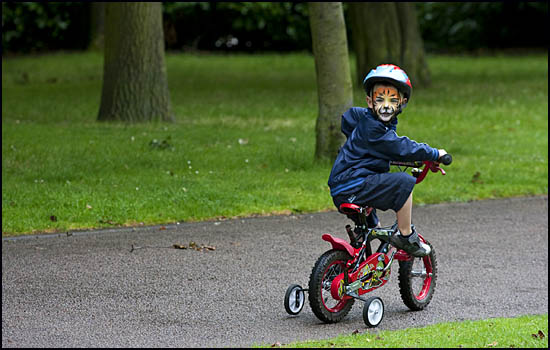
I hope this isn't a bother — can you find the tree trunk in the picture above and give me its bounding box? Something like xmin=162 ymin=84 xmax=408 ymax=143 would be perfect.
xmin=395 ymin=2 xmax=431 ymax=87
xmin=89 ymin=2 xmax=105 ymax=51
xmin=98 ymin=2 xmax=174 ymax=123
xmin=349 ymin=2 xmax=430 ymax=89
xmin=349 ymin=2 xmax=401 ymax=87
xmin=308 ymin=2 xmax=353 ymax=162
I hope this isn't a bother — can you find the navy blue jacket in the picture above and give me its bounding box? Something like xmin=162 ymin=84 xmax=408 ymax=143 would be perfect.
xmin=328 ymin=107 xmax=439 ymax=196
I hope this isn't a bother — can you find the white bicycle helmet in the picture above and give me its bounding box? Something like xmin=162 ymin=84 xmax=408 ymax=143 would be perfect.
xmin=363 ymin=64 xmax=412 ymax=102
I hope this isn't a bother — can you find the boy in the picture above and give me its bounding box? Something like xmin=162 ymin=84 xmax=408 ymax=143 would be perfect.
xmin=328 ymin=64 xmax=447 ymax=257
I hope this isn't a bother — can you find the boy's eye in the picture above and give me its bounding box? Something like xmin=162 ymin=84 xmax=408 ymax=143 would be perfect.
xmin=391 ymin=99 xmax=398 ymax=103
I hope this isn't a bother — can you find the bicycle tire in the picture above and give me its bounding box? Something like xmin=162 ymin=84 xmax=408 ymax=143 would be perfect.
xmin=398 ymin=241 xmax=437 ymax=311
xmin=308 ymin=249 xmax=355 ymax=323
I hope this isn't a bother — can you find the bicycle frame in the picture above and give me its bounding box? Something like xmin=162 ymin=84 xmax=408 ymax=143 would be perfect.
xmin=322 ymin=158 xmax=449 ymax=301
xmin=284 ymin=156 xmax=450 ymax=325
xmin=322 ymin=216 xmax=413 ymax=301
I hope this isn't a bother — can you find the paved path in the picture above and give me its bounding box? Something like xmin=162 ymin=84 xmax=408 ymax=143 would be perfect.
xmin=2 ymin=196 xmax=548 ymax=347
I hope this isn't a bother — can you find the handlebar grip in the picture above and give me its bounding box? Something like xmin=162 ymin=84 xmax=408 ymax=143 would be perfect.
xmin=439 ymin=154 xmax=452 ymax=165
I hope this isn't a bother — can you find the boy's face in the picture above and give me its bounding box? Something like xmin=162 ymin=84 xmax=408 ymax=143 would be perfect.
xmin=366 ymin=84 xmax=407 ymax=123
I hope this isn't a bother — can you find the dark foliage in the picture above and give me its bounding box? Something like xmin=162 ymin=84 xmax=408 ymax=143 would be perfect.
xmin=2 ymin=2 xmax=89 ymax=53
xmin=2 ymin=2 xmax=548 ymax=54
xmin=416 ymin=2 xmax=549 ymax=53
xmin=162 ymin=2 xmax=311 ymax=52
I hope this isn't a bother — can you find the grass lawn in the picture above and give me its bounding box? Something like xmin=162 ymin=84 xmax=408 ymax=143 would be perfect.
xmin=264 ymin=314 xmax=548 ymax=348
xmin=2 ymin=51 xmax=548 ymax=235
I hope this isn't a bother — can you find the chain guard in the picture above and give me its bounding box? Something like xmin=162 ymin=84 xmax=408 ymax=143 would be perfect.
xmin=331 ymin=253 xmax=391 ymax=300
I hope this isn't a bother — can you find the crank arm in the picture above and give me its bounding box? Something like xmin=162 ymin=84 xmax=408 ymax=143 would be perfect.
xmin=345 ymin=291 xmax=371 ymax=303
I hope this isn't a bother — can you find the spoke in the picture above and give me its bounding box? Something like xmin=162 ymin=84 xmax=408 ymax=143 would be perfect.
xmin=326 ymin=264 xmax=341 ymax=280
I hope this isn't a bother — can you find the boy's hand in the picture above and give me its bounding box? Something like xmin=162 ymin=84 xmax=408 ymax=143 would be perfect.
xmin=437 ymin=149 xmax=448 ymax=161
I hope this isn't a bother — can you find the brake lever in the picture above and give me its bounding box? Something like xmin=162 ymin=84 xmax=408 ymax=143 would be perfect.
xmin=429 ymin=162 xmax=446 ymax=175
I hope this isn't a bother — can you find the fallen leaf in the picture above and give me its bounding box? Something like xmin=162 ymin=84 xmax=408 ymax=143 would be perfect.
xmin=487 ymin=341 xmax=498 ymax=347
xmin=50 ymin=215 xmax=57 ymax=222
xmin=86 ymin=204 xmax=92 ymax=209
xmin=204 ymin=245 xmax=216 ymax=251
xmin=173 ymin=244 xmax=187 ymax=249
xmin=99 ymin=219 xmax=118 ymax=225
xmin=159 ymin=226 xmax=166 ymax=230
xmin=352 ymin=329 xmax=359 ymax=335
xmin=532 ymin=330 xmax=545 ymax=339
xmin=471 ymin=171 xmax=483 ymax=184
xmin=270 ymin=342 xmax=281 ymax=347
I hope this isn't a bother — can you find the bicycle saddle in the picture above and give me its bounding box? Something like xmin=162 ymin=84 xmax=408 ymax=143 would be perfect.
xmin=338 ymin=203 xmax=373 ymax=216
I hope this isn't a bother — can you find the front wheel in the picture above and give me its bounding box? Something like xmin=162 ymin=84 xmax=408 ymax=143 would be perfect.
xmin=398 ymin=240 xmax=437 ymax=310
xmin=308 ymin=249 xmax=354 ymax=323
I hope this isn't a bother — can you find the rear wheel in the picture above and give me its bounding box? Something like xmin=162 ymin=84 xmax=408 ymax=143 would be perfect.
xmin=398 ymin=241 xmax=437 ymax=310
xmin=308 ymin=250 xmax=354 ymax=323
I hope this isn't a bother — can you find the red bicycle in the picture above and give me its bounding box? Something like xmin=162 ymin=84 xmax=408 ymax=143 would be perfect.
xmin=284 ymin=154 xmax=452 ymax=327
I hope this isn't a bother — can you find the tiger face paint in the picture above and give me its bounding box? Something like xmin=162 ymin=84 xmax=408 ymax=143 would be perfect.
xmin=369 ymin=84 xmax=404 ymax=123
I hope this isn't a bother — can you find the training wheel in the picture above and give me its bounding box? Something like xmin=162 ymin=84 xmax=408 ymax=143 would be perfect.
xmin=284 ymin=284 xmax=305 ymax=315
xmin=363 ymin=296 xmax=384 ymax=328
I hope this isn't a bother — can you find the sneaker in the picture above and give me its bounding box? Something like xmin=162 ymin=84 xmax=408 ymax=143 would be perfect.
xmin=389 ymin=227 xmax=431 ymax=257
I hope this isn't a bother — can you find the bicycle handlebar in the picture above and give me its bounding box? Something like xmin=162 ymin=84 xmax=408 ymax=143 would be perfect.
xmin=439 ymin=153 xmax=452 ymax=165
xmin=390 ymin=153 xmax=453 ymax=184
xmin=390 ymin=153 xmax=453 ymax=167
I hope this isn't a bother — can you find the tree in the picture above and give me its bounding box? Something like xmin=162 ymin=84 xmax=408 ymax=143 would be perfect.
xmin=348 ymin=2 xmax=430 ymax=89
xmin=308 ymin=2 xmax=353 ymax=162
xmin=98 ymin=2 xmax=174 ymax=122
xmin=89 ymin=2 xmax=105 ymax=51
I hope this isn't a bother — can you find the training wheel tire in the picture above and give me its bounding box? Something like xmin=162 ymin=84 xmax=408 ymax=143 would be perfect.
xmin=284 ymin=284 xmax=305 ymax=315
xmin=362 ymin=297 xmax=384 ymax=328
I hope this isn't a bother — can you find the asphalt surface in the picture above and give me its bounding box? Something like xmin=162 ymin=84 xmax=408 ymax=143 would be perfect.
xmin=2 ymin=195 xmax=548 ymax=348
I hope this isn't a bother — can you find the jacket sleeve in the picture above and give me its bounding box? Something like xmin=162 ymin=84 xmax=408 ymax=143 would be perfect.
xmin=341 ymin=108 xmax=361 ymax=139
xmin=357 ymin=119 xmax=439 ymax=161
